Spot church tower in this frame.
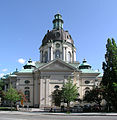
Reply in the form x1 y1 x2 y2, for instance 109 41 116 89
39 13 76 63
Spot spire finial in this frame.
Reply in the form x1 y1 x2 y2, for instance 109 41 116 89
83 59 87 63
28 58 32 63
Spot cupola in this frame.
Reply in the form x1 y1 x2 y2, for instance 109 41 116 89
23 59 35 69
53 13 64 30
79 59 91 69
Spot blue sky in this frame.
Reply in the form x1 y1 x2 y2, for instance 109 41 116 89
0 0 117 77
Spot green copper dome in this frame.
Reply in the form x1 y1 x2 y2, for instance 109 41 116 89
79 59 91 69
23 59 35 69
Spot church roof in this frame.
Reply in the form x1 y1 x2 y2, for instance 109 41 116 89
79 59 100 74
79 59 91 69
23 59 35 68
41 29 74 47
1 69 18 79
36 58 78 71
40 14 75 47
35 62 46 68
80 69 100 74
68 62 80 69
18 69 34 73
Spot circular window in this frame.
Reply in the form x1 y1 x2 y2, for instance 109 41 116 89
25 80 30 84
85 80 90 84
56 32 60 38
56 43 60 48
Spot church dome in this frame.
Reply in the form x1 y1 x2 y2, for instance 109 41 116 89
79 59 91 69
42 29 74 46
41 13 74 46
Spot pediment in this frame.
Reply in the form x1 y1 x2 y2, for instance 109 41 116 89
39 59 76 72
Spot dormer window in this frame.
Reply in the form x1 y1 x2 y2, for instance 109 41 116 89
56 43 60 48
55 50 60 58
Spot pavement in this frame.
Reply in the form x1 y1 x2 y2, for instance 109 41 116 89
0 108 117 116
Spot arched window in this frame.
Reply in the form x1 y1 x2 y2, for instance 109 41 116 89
25 87 30 89
54 85 59 89
68 52 71 62
85 87 90 90
85 90 89 95
45 52 48 63
55 50 60 58
25 90 30 102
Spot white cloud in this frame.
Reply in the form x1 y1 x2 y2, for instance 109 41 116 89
2 69 8 72
0 73 4 77
95 69 99 72
18 58 26 64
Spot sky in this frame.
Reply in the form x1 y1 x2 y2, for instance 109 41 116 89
0 0 117 77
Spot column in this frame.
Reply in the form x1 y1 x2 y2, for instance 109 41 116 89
48 47 50 62
74 51 76 61
45 78 49 106
40 51 42 62
40 78 45 108
65 47 67 61
72 50 74 62
51 46 53 60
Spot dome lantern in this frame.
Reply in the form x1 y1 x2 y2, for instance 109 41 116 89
52 13 64 30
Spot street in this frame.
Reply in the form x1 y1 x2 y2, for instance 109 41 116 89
0 113 117 120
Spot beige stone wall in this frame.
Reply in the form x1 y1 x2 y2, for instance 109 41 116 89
17 74 34 106
40 41 76 63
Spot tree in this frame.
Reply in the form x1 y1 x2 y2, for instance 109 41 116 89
4 85 21 111
0 79 4 104
0 79 4 91
62 78 79 112
101 38 117 111
113 82 117 92
83 87 103 110
52 89 62 106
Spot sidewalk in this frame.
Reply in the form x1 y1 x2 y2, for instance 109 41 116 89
0 110 117 116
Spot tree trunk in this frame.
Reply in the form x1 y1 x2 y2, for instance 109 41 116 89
11 101 13 112
67 101 70 113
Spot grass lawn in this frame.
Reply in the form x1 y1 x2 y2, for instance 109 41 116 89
0 107 16 111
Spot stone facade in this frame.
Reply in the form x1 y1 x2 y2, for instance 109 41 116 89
1 13 102 108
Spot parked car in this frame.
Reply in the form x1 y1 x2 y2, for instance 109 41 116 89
72 105 83 112
92 104 101 112
83 104 91 112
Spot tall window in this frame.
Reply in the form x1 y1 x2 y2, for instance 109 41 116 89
68 52 71 62
55 50 60 58
45 52 48 63
25 90 30 102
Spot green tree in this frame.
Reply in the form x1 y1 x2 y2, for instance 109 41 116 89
4 85 21 111
101 38 117 111
0 79 4 91
83 87 103 109
113 82 117 92
0 79 4 103
62 78 79 112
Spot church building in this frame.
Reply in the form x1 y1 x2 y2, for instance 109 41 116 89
1 13 102 108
